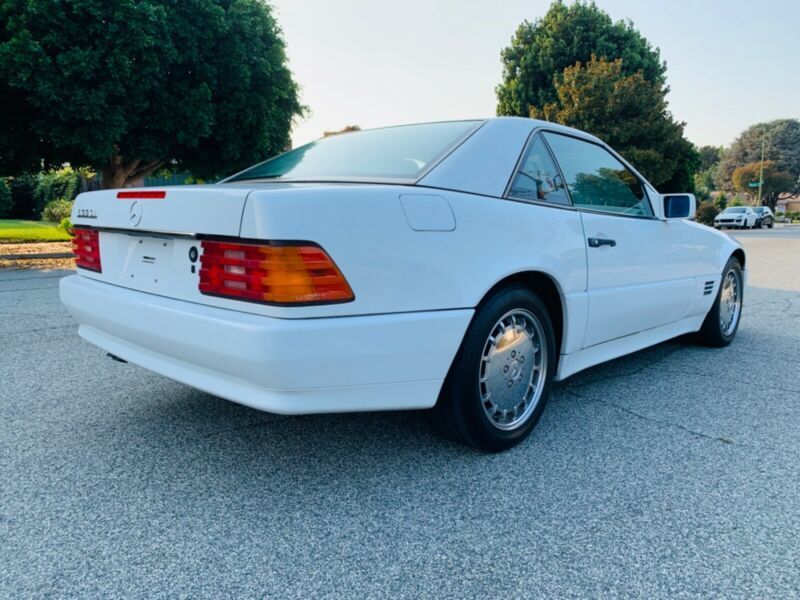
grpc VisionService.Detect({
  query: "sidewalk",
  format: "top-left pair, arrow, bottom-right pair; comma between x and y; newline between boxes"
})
0,242 -> 74,270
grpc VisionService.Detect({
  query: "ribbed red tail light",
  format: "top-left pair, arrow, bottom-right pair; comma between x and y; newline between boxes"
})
199,240 -> 354,305
72,227 -> 102,272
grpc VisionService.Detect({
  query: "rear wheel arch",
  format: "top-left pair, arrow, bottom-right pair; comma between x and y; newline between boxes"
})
477,271 -> 564,357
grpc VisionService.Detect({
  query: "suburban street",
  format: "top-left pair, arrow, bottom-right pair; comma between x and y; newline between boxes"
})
2,228 -> 799,598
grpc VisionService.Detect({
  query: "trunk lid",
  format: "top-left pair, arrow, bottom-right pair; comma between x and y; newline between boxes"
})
71,184 -> 254,236
71,185 -> 255,306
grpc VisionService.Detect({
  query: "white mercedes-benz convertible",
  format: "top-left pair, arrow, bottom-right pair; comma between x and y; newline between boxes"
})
61,118 -> 745,451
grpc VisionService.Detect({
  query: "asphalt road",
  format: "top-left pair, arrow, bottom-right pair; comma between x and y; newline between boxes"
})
2,228 -> 799,598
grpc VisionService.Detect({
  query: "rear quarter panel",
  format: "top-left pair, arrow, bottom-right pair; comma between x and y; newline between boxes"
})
238,185 -> 587,321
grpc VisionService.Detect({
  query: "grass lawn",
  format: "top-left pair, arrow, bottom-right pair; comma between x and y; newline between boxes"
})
0,220 -> 71,242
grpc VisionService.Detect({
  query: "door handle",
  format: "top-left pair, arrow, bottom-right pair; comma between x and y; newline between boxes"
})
588,237 -> 616,248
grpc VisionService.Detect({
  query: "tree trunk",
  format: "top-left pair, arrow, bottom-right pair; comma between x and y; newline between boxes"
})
101,164 -> 129,189
766,192 -> 778,212
100,153 -> 164,189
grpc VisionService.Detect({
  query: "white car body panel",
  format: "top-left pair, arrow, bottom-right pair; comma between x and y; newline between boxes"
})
580,212 -> 721,347
60,117 -> 745,414
60,275 -> 470,413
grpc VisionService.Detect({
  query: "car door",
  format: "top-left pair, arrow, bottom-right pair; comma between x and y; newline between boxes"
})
542,131 -> 697,348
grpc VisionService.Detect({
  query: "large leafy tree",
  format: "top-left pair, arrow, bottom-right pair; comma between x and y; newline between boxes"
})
497,1 -> 665,116
531,57 -> 698,191
731,161 -> 796,208
497,1 -> 696,192
693,145 -> 723,199
697,145 -> 723,172
716,119 -> 800,201
0,0 -> 303,187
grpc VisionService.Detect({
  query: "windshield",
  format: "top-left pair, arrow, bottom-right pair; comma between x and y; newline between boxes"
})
227,121 -> 482,182
754,207 -> 766,214
725,207 -> 747,213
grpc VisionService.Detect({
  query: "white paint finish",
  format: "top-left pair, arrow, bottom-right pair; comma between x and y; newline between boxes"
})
60,275 -> 472,412
62,117 -> 747,417
580,212 -> 730,347
417,117 -> 530,197
687,275 -> 721,317
418,118 -> 602,198
238,185 -> 588,319
556,314 -> 707,381
399,194 -> 456,231
584,279 -> 696,347
81,325 -> 445,414
561,291 -> 589,355
71,185 -> 255,236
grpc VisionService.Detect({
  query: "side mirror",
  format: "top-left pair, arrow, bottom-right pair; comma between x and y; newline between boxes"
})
662,193 -> 696,220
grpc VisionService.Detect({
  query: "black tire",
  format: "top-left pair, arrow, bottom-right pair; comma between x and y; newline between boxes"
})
431,286 -> 557,452
696,256 -> 744,347
768,222 -> 774,229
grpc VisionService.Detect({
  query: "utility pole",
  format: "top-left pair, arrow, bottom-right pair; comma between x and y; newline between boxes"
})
756,126 -> 767,207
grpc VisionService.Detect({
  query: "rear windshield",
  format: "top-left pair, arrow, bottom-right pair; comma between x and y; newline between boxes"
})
725,207 -> 746,213
227,121 -> 481,182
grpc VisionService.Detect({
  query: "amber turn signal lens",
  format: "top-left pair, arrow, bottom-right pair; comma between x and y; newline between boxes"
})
198,240 -> 354,305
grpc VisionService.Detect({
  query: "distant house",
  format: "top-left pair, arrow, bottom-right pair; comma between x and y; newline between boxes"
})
776,195 -> 800,213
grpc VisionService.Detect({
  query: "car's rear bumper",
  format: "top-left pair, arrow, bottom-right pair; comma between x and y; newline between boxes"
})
60,275 -> 472,414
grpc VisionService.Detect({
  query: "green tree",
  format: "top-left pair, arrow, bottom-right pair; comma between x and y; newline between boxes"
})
716,119 -> 800,197
0,84 -> 53,176
731,161 -> 796,207
697,145 -> 723,171
530,56 -> 698,191
497,1 -> 665,116
694,169 -> 715,200
0,0 -> 303,188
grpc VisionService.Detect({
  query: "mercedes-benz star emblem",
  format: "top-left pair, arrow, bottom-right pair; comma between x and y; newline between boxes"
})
129,200 -> 142,226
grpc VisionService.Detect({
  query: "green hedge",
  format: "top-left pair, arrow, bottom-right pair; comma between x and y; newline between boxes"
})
41,198 -> 74,222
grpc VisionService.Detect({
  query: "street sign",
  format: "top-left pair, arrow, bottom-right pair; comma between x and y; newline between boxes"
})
748,182 -> 762,188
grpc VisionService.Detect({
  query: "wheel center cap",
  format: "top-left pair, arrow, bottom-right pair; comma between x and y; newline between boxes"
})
509,359 -> 523,381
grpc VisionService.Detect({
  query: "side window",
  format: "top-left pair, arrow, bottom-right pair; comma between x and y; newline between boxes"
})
543,132 -> 653,217
508,134 -> 570,206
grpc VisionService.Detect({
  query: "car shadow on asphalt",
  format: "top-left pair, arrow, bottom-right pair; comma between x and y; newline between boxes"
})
119,335 -> 695,463
110,284 -> 799,492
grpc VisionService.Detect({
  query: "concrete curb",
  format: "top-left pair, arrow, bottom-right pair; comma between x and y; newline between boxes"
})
0,252 -> 74,260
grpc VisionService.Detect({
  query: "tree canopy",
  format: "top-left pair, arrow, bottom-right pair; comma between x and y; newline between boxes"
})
496,1 -> 665,117
697,146 -> 723,172
529,56 -> 697,192
731,161 -> 795,207
0,0 -> 303,187
715,119 -> 800,195
497,1 -> 696,192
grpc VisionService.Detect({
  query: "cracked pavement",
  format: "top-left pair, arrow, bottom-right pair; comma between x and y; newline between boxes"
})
2,228 -> 799,598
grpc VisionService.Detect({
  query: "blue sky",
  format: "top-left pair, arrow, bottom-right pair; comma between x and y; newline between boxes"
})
271,0 -> 798,149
